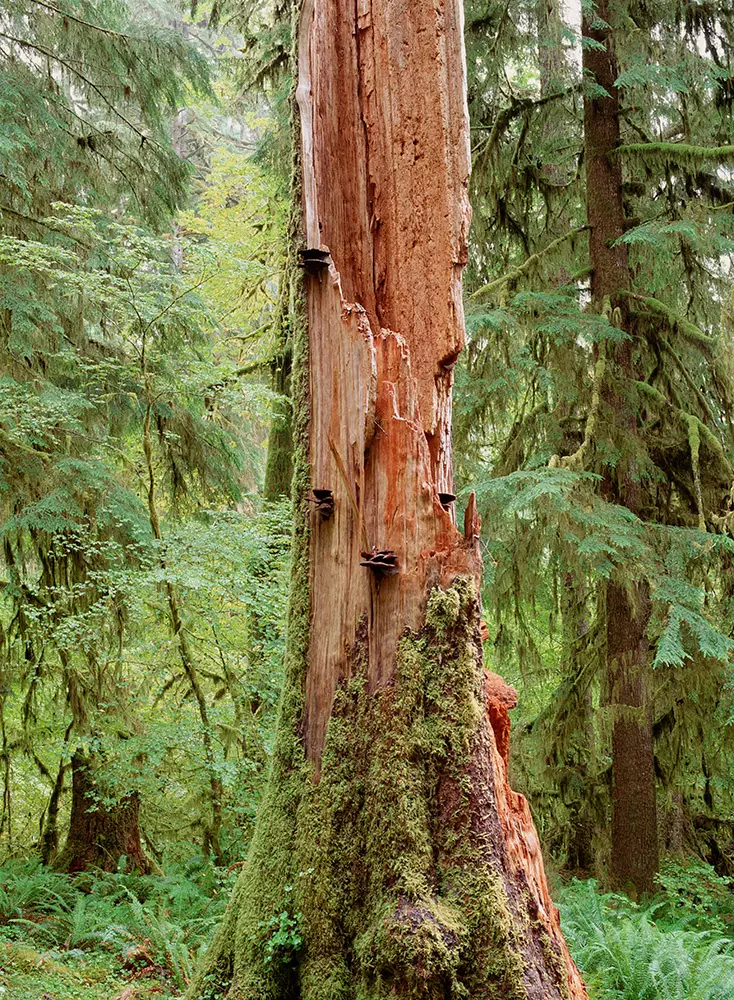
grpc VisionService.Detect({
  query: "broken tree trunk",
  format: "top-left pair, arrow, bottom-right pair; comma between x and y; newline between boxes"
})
188,1 -> 586,997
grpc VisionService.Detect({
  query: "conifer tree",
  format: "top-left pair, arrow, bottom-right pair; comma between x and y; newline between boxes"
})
461,0 -> 734,893
188,0 -> 586,996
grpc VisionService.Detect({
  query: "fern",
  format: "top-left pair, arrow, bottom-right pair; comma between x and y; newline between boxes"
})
561,879 -> 734,1000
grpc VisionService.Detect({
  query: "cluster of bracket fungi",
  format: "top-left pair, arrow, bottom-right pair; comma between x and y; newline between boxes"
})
359,548 -> 400,577
309,489 -> 334,521
309,489 -> 459,581
302,244 -> 458,583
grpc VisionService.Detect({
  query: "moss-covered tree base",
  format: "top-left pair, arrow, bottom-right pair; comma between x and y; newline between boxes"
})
188,582 -> 584,1000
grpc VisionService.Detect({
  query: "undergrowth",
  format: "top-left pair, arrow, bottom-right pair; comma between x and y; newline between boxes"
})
0,857 -> 237,998
559,860 -> 734,1000
3,856 -> 734,998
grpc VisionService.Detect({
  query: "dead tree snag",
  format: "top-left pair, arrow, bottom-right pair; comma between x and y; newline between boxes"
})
187,2 -> 587,997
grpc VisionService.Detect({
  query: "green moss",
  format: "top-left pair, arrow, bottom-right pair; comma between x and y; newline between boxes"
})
616,141 -> 734,166
281,580 -> 539,999
190,544 -> 573,998
1,943 -> 170,1000
620,291 -> 714,348
263,385 -> 294,502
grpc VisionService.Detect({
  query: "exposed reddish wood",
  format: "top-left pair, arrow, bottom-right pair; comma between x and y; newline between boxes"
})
485,669 -> 517,765
303,267 -> 480,760
299,0 -> 479,763
483,673 -> 587,1000
298,0 -> 470,482
297,1 -> 588,994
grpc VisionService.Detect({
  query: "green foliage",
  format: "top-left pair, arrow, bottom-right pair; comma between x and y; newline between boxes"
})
653,858 -> 734,934
1,860 -> 232,980
0,0 -> 210,225
560,878 -> 734,1000
256,907 -> 303,967
0,859 -> 74,921
0,0 -> 290,866
0,859 -> 239,995
458,0 -> 734,877
9,860 -> 734,1000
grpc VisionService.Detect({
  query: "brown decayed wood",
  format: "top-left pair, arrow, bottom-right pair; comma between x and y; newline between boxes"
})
482,672 -> 588,999
298,1 -> 588,994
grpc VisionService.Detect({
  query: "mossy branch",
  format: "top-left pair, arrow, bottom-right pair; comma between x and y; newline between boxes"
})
620,291 -> 714,348
680,413 -> 706,531
659,337 -> 717,426
634,380 -> 668,407
550,341 -> 606,472
616,143 -> 734,163
471,226 -> 588,301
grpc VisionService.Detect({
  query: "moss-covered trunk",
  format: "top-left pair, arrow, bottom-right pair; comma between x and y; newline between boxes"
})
582,0 -> 658,896
39,754 -> 66,866
188,1 -> 587,997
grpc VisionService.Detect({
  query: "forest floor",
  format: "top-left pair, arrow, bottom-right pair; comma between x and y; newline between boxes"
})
0,860 -> 233,1000
1,942 -> 174,1000
3,857 -> 734,1000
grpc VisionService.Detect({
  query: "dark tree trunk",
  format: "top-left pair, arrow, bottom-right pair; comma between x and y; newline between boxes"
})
582,0 -> 658,896
188,1 -> 587,997
607,581 -> 657,894
54,752 -> 152,874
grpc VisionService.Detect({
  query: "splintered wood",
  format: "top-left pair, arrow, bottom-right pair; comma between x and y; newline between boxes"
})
298,0 -> 477,763
297,3 -> 587,995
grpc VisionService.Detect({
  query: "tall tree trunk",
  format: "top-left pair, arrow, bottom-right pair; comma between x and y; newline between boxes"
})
54,752 -> 152,874
582,0 -> 658,896
39,760 -> 65,866
188,2 -> 586,997
537,0 -> 566,100
54,654 -> 151,874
